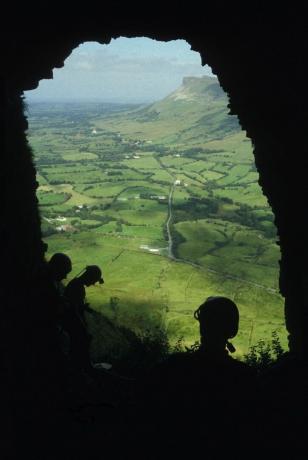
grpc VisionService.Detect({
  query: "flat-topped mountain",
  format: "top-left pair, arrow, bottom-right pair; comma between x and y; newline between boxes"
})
126,75 -> 240,142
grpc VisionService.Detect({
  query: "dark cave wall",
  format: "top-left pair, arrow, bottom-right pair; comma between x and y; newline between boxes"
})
199,27 -> 308,354
1,92 -> 47,421
1,5 -> 308,363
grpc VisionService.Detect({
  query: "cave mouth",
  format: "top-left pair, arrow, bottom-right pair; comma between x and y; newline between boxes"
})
7,14 -> 308,459
24,37 -> 285,356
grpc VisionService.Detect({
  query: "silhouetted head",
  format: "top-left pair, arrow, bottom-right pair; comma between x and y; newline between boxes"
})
79,265 -> 104,286
48,253 -> 72,282
194,296 -> 239,352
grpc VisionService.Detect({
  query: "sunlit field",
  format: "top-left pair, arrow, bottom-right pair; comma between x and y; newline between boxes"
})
27,76 -> 286,358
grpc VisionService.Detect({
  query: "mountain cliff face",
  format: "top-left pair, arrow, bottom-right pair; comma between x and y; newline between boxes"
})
130,76 -> 240,142
164,76 -> 225,103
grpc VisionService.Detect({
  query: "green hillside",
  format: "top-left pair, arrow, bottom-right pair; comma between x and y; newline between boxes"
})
96,76 -> 239,145
27,75 -> 286,358
139,76 -> 239,137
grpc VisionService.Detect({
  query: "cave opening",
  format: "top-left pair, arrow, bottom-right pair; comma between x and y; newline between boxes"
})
24,37 -> 285,357
4,9 -> 308,457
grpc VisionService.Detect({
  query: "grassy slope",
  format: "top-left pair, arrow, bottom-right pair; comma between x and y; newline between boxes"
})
46,232 -> 286,358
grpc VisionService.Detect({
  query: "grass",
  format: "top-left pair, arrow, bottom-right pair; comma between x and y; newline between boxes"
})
62,151 -> 98,161
175,218 -> 280,289
214,185 -> 268,207
37,190 -> 70,206
27,81 -> 286,358
45,231 -> 286,357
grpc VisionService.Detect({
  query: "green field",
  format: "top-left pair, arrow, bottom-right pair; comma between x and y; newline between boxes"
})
45,231 -> 285,359
27,77 -> 286,358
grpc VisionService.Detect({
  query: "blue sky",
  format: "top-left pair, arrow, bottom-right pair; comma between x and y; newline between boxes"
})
25,37 -> 214,103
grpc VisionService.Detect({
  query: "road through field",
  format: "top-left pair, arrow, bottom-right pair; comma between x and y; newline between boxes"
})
166,183 -> 176,259
165,180 -> 280,297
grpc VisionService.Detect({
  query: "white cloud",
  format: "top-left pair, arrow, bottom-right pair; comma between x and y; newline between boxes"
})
25,37 -> 213,103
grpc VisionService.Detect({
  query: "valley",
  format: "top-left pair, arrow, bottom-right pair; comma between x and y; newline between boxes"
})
26,76 -> 286,357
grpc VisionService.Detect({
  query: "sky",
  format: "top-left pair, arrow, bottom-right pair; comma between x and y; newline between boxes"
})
25,37 -> 214,104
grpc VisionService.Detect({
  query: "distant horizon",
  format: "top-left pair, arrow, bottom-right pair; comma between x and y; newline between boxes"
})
24,38 -> 214,104
26,99 -> 146,105
25,98 -> 150,106
25,75 -> 217,106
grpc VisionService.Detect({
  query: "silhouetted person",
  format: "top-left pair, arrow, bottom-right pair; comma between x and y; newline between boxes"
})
44,253 -> 73,358
194,295 -> 239,354
32,252 -> 72,343
136,296 -> 257,458
25,253 -> 73,435
47,252 -> 72,296
65,265 -> 103,315
63,265 -> 104,376
189,296 -> 257,416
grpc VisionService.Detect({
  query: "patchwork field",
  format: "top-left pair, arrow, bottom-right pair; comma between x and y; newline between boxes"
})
26,76 -> 287,357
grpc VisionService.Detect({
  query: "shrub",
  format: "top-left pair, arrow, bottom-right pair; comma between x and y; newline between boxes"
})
243,331 -> 285,372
